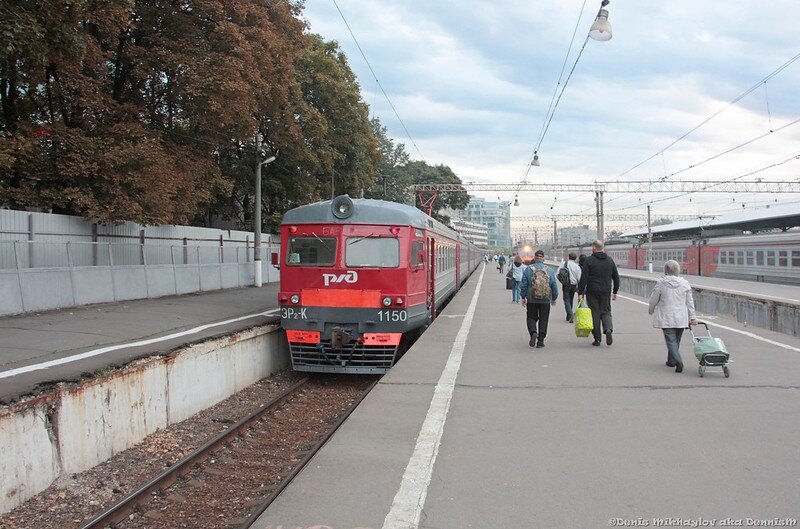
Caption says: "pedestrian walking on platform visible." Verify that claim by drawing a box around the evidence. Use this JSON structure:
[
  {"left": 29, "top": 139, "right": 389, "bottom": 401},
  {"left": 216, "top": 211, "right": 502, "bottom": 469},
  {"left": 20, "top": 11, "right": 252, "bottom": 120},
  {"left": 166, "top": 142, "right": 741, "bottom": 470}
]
[
  {"left": 509, "top": 256, "right": 525, "bottom": 303},
  {"left": 558, "top": 252, "right": 582, "bottom": 323},
  {"left": 520, "top": 250, "right": 558, "bottom": 348},
  {"left": 648, "top": 260, "right": 698, "bottom": 373},
  {"left": 498, "top": 254, "right": 506, "bottom": 273},
  {"left": 578, "top": 240, "right": 620, "bottom": 346}
]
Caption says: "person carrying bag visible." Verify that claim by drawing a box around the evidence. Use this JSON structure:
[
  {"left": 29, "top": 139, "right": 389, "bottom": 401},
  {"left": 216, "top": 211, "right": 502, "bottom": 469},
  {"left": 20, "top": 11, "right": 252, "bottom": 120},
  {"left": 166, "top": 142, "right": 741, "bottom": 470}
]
[{"left": 574, "top": 298, "right": 593, "bottom": 337}]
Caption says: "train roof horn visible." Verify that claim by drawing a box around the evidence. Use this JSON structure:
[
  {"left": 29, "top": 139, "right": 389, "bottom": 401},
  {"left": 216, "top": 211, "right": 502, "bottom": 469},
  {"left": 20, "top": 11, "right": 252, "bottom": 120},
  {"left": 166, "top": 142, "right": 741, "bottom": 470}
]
[{"left": 331, "top": 195, "right": 355, "bottom": 219}]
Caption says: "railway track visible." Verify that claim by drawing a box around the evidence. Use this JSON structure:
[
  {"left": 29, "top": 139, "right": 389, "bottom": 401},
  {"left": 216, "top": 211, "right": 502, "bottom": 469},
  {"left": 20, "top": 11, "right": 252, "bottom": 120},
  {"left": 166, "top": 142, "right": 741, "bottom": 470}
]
[{"left": 79, "top": 376, "right": 378, "bottom": 529}]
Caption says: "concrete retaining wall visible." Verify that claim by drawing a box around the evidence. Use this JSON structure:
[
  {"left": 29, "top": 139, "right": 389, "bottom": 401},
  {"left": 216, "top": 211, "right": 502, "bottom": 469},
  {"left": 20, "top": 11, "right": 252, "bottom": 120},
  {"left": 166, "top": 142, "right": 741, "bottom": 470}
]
[
  {"left": 618, "top": 275, "right": 800, "bottom": 337},
  {"left": 0, "top": 324, "right": 288, "bottom": 514},
  {"left": 0, "top": 261, "right": 277, "bottom": 317}
]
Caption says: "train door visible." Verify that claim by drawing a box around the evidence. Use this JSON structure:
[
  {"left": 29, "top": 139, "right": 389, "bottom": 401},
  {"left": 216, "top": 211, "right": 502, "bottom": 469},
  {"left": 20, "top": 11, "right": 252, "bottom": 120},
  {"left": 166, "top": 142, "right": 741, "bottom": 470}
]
[
  {"left": 428, "top": 237, "right": 436, "bottom": 320},
  {"left": 455, "top": 245, "right": 461, "bottom": 286}
]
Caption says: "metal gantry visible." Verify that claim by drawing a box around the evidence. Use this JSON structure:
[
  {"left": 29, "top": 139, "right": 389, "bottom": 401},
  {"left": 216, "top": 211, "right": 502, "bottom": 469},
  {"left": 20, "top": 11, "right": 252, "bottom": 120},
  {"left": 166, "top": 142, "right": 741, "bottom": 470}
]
[
  {"left": 411, "top": 180, "right": 800, "bottom": 239},
  {"left": 411, "top": 180, "right": 800, "bottom": 193}
]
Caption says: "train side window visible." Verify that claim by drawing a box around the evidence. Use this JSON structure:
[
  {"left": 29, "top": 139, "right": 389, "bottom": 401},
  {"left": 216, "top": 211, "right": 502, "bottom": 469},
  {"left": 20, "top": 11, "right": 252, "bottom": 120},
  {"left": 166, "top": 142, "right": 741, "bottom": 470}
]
[
  {"left": 286, "top": 237, "right": 336, "bottom": 266},
  {"left": 745, "top": 251, "right": 755, "bottom": 266},
  {"left": 756, "top": 251, "right": 764, "bottom": 266},
  {"left": 719, "top": 252, "right": 726, "bottom": 265},
  {"left": 411, "top": 241, "right": 425, "bottom": 266},
  {"left": 766, "top": 251, "right": 776, "bottom": 267},
  {"left": 778, "top": 251, "right": 788, "bottom": 267},
  {"left": 736, "top": 251, "right": 744, "bottom": 266},
  {"left": 346, "top": 237, "right": 399, "bottom": 267},
  {"left": 792, "top": 251, "right": 800, "bottom": 268}
]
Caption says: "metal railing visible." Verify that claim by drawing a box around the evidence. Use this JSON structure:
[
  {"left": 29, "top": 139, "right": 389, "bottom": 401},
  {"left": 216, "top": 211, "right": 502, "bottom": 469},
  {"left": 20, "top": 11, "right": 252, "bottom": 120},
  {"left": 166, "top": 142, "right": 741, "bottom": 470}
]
[{"left": 0, "top": 241, "right": 277, "bottom": 270}]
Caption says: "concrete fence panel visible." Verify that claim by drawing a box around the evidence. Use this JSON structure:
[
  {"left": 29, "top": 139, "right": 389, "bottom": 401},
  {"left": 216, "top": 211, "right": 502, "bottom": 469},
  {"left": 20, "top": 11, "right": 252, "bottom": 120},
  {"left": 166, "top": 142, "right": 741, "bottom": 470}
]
[
  {"left": 111, "top": 267, "right": 148, "bottom": 301},
  {"left": 19, "top": 270, "right": 74, "bottom": 312},
  {"left": 72, "top": 268, "right": 115, "bottom": 305},
  {"left": 174, "top": 266, "right": 201, "bottom": 295},
  {"left": 145, "top": 265, "right": 178, "bottom": 298},
  {"left": 0, "top": 272, "right": 24, "bottom": 314}
]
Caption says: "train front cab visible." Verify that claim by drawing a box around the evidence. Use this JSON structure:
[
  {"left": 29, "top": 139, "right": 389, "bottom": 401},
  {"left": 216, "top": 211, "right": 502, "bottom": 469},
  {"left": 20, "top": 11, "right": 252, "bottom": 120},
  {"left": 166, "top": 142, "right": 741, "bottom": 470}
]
[{"left": 279, "top": 222, "right": 430, "bottom": 374}]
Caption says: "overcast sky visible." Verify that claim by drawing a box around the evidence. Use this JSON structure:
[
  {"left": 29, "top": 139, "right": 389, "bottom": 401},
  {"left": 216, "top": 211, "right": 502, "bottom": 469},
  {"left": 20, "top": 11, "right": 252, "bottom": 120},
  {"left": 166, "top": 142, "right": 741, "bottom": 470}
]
[{"left": 302, "top": 1, "right": 800, "bottom": 233}]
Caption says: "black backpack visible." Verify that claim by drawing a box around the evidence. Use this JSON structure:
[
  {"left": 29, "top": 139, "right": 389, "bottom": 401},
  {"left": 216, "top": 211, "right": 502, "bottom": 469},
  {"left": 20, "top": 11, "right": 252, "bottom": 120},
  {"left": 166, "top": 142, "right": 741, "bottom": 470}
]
[{"left": 557, "top": 266, "right": 571, "bottom": 287}]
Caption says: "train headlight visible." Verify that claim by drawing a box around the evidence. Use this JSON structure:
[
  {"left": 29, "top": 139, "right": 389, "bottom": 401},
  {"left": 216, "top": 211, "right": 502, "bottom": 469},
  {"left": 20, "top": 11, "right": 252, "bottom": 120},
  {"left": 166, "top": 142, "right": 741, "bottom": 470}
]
[
  {"left": 291, "top": 294, "right": 300, "bottom": 304},
  {"left": 382, "top": 296, "right": 392, "bottom": 307}
]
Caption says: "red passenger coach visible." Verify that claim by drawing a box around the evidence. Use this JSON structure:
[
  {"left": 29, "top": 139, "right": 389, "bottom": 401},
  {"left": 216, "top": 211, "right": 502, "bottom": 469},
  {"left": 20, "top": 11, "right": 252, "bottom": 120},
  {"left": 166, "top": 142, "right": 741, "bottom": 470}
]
[{"left": 278, "top": 195, "right": 482, "bottom": 374}]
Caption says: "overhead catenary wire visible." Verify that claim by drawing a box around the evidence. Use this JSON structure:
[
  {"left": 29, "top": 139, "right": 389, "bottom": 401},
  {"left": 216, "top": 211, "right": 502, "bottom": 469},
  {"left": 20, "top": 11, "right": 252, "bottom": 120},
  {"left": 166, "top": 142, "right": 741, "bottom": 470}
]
[
  {"left": 616, "top": 50, "right": 800, "bottom": 179},
  {"left": 331, "top": 0, "right": 425, "bottom": 161},
  {"left": 592, "top": 115, "right": 800, "bottom": 213},
  {"left": 610, "top": 151, "right": 800, "bottom": 214},
  {"left": 516, "top": 0, "right": 593, "bottom": 197}
]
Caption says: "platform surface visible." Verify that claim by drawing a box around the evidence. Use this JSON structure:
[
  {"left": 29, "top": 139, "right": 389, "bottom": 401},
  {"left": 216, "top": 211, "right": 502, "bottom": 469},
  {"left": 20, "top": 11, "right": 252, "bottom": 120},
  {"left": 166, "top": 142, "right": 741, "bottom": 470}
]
[
  {"left": 0, "top": 285, "right": 279, "bottom": 401},
  {"left": 253, "top": 264, "right": 800, "bottom": 529},
  {"left": 618, "top": 266, "right": 800, "bottom": 303}
]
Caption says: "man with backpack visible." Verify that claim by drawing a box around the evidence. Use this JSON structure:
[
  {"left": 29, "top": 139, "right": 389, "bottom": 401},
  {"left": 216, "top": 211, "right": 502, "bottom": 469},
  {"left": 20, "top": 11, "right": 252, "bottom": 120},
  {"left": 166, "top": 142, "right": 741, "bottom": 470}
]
[
  {"left": 557, "top": 252, "right": 582, "bottom": 323},
  {"left": 520, "top": 249, "right": 559, "bottom": 348}
]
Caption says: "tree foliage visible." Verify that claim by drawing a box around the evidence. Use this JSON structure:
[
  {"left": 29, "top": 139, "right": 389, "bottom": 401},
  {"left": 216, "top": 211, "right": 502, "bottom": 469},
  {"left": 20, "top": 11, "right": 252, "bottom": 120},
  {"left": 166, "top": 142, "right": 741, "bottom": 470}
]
[{"left": 0, "top": 0, "right": 464, "bottom": 229}]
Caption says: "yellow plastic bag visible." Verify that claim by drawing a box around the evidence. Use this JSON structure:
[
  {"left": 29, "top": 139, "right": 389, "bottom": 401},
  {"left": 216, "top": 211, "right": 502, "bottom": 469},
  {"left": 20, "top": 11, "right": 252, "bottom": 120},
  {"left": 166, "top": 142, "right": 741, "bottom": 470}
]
[{"left": 575, "top": 298, "right": 593, "bottom": 337}]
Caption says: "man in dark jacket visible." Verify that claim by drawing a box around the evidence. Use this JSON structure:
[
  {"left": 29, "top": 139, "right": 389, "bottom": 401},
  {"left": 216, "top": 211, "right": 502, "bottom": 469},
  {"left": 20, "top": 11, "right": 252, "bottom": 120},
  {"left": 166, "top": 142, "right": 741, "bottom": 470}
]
[
  {"left": 520, "top": 250, "right": 559, "bottom": 348},
  {"left": 578, "top": 240, "right": 620, "bottom": 346}
]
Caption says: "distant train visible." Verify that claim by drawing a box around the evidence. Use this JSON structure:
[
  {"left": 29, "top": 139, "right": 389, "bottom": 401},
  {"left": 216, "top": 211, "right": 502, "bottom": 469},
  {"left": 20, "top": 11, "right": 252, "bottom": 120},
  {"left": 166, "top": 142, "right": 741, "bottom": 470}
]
[
  {"left": 565, "top": 231, "right": 800, "bottom": 285},
  {"left": 278, "top": 195, "right": 484, "bottom": 374},
  {"left": 514, "top": 242, "right": 538, "bottom": 264}
]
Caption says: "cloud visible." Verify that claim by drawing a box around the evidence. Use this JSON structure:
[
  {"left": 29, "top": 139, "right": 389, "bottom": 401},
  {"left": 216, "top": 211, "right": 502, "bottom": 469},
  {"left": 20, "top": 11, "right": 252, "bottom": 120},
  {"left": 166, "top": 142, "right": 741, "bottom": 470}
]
[{"left": 303, "top": 0, "right": 800, "bottom": 222}]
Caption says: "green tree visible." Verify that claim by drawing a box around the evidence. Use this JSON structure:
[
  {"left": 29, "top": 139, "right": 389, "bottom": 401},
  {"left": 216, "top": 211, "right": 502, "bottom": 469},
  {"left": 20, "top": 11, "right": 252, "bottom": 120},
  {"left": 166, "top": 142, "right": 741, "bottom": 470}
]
[
  {"left": 405, "top": 161, "right": 469, "bottom": 224},
  {"left": 365, "top": 117, "right": 412, "bottom": 204}
]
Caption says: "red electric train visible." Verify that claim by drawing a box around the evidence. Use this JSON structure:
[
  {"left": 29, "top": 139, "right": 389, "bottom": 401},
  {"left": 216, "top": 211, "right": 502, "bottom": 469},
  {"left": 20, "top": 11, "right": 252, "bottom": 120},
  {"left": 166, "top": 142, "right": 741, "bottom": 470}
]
[
  {"left": 565, "top": 231, "right": 800, "bottom": 285},
  {"left": 278, "top": 195, "right": 484, "bottom": 374}
]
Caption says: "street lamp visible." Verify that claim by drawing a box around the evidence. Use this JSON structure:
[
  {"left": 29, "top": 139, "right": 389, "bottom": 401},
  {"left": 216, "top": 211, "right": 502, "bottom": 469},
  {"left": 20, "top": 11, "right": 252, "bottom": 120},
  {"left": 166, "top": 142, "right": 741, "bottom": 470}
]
[
  {"left": 254, "top": 137, "right": 276, "bottom": 288},
  {"left": 589, "top": 0, "right": 612, "bottom": 41}
]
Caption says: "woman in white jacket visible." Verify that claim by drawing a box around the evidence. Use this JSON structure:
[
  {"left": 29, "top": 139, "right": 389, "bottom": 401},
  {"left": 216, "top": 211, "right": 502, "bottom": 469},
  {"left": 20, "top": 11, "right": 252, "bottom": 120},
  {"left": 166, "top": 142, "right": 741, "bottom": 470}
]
[
  {"left": 509, "top": 256, "right": 526, "bottom": 303},
  {"left": 648, "top": 260, "right": 698, "bottom": 373}
]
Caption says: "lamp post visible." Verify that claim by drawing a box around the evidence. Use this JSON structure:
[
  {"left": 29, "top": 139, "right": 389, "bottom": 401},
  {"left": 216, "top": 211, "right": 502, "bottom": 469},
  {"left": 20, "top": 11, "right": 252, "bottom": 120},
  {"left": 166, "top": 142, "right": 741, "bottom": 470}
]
[{"left": 254, "top": 135, "right": 276, "bottom": 287}]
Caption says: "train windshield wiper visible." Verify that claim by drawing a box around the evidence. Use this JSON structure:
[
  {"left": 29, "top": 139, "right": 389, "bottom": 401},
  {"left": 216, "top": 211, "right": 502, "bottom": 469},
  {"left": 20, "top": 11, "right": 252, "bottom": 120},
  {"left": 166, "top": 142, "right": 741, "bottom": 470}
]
[
  {"left": 310, "top": 231, "right": 332, "bottom": 253},
  {"left": 347, "top": 233, "right": 374, "bottom": 246}
]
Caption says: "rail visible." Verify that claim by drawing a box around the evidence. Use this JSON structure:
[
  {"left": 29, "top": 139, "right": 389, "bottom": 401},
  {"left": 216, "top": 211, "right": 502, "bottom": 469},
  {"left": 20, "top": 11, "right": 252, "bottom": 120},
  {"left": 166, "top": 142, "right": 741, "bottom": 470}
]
[{"left": 78, "top": 378, "right": 310, "bottom": 529}]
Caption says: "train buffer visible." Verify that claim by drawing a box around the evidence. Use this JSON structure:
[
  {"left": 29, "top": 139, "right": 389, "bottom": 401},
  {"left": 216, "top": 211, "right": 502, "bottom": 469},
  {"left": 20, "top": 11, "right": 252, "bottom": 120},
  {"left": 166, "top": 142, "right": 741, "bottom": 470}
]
[{"left": 251, "top": 263, "right": 800, "bottom": 529}]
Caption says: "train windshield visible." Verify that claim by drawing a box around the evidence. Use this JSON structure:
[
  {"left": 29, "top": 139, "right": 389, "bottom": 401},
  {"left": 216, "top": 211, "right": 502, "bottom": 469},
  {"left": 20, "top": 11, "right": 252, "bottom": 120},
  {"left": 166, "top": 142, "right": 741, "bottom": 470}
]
[
  {"left": 345, "top": 237, "right": 399, "bottom": 267},
  {"left": 286, "top": 236, "right": 336, "bottom": 266}
]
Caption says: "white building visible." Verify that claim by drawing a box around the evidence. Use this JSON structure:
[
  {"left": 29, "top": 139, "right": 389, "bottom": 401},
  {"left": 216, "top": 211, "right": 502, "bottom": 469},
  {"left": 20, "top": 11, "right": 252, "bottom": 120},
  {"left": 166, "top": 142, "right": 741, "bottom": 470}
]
[
  {"left": 448, "top": 198, "right": 511, "bottom": 248},
  {"left": 450, "top": 218, "right": 489, "bottom": 247}
]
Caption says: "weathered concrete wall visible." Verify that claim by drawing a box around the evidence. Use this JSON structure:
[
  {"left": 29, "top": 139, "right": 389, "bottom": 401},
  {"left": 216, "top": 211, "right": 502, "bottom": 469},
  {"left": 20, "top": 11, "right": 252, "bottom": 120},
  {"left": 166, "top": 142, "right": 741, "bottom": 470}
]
[
  {"left": 618, "top": 276, "right": 800, "bottom": 337},
  {"left": 0, "top": 324, "right": 288, "bottom": 514}
]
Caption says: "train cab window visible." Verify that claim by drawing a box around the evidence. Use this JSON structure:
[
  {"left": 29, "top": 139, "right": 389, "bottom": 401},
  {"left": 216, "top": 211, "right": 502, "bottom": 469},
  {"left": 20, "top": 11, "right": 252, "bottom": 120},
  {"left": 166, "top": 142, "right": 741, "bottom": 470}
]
[
  {"left": 778, "top": 251, "right": 788, "bottom": 267},
  {"left": 411, "top": 241, "right": 425, "bottom": 266},
  {"left": 286, "top": 237, "right": 336, "bottom": 266},
  {"left": 345, "top": 237, "right": 399, "bottom": 267}
]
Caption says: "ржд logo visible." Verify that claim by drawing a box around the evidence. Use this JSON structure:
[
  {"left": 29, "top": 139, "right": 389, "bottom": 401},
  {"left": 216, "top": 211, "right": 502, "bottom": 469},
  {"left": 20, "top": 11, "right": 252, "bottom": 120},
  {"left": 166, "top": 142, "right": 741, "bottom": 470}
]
[{"left": 322, "top": 270, "right": 359, "bottom": 286}]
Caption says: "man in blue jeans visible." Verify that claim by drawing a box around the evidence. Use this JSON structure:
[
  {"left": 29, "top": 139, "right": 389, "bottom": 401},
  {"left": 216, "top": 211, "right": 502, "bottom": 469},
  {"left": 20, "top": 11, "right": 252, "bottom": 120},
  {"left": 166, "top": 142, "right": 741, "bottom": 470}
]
[{"left": 520, "top": 250, "right": 559, "bottom": 348}]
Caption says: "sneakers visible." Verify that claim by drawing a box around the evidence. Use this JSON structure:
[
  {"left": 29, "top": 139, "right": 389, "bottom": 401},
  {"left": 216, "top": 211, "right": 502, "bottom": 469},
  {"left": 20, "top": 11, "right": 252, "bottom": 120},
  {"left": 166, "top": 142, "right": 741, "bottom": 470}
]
[
  {"left": 605, "top": 331, "right": 613, "bottom": 346},
  {"left": 536, "top": 342, "right": 545, "bottom": 348},
  {"left": 675, "top": 364, "right": 684, "bottom": 373},
  {"left": 529, "top": 332, "right": 538, "bottom": 347},
  {"left": 666, "top": 361, "right": 676, "bottom": 367},
  {"left": 591, "top": 340, "right": 601, "bottom": 346}
]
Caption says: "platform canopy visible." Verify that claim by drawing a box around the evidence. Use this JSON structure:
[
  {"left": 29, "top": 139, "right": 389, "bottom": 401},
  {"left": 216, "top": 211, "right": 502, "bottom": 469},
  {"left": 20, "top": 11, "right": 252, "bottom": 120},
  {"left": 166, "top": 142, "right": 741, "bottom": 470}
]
[{"left": 620, "top": 203, "right": 800, "bottom": 239}]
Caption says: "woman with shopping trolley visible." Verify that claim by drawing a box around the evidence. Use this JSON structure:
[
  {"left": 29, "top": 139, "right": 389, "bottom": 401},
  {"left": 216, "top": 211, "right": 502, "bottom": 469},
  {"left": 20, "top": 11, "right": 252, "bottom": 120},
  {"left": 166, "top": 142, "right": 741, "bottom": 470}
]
[{"left": 648, "top": 260, "right": 698, "bottom": 373}]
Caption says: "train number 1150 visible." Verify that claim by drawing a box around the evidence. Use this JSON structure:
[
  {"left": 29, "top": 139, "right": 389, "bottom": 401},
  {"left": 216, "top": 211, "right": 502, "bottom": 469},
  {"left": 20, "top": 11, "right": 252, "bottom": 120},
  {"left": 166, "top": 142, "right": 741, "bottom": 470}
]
[{"left": 378, "top": 310, "right": 407, "bottom": 322}]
